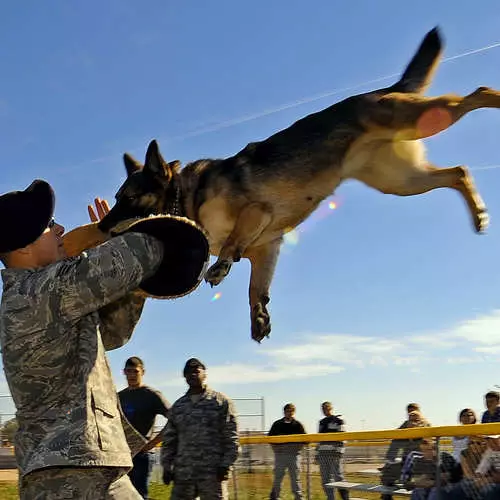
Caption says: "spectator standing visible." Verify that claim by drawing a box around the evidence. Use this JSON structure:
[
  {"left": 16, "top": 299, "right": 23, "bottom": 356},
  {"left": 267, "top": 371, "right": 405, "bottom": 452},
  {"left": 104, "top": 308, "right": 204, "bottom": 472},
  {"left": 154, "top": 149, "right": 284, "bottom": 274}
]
[
  {"left": 268, "top": 403, "right": 306, "bottom": 500},
  {"left": 119, "top": 356, "right": 171, "bottom": 499},
  {"left": 316, "top": 401, "right": 349, "bottom": 500}
]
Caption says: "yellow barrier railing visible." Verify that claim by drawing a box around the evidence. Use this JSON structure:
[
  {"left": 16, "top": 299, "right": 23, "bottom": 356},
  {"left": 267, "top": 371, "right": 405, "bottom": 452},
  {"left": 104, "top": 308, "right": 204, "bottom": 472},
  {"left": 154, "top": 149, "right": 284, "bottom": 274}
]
[
  {"left": 151, "top": 423, "right": 500, "bottom": 448},
  {"left": 153, "top": 438, "right": 455, "bottom": 449},
  {"left": 238, "top": 422, "right": 500, "bottom": 445},
  {"left": 344, "top": 439, "right": 454, "bottom": 447}
]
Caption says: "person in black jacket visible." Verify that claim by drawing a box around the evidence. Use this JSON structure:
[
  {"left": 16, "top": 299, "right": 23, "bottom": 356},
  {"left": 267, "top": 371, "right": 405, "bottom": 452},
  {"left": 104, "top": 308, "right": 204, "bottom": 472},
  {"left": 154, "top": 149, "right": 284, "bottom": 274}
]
[
  {"left": 406, "top": 438, "right": 462, "bottom": 500},
  {"left": 316, "top": 402, "right": 349, "bottom": 500},
  {"left": 268, "top": 403, "right": 306, "bottom": 500}
]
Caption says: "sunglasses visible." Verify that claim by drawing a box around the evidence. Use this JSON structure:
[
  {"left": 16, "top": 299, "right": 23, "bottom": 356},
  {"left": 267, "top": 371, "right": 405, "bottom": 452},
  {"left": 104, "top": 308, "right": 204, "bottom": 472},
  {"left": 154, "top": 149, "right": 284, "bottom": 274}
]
[{"left": 48, "top": 218, "right": 56, "bottom": 229}]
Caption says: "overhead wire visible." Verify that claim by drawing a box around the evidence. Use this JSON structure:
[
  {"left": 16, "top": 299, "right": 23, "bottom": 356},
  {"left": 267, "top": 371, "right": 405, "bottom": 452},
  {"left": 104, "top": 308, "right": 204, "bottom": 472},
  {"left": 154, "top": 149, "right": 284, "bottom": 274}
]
[{"left": 53, "top": 38, "right": 500, "bottom": 175}]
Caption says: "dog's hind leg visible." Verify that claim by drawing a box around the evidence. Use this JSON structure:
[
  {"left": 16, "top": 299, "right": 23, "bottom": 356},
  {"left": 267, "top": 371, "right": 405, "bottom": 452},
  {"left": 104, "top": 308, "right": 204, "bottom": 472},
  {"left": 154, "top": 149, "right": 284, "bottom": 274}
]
[
  {"left": 352, "top": 141, "right": 488, "bottom": 232},
  {"left": 246, "top": 238, "right": 282, "bottom": 343},
  {"left": 372, "top": 87, "right": 500, "bottom": 140},
  {"left": 204, "top": 203, "right": 273, "bottom": 287}
]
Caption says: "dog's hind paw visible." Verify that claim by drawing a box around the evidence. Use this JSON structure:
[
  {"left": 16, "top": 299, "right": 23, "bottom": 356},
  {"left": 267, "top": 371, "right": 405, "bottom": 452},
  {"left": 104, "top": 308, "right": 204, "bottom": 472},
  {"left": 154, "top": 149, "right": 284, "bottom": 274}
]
[
  {"left": 475, "top": 209, "right": 489, "bottom": 233},
  {"left": 204, "top": 259, "right": 232, "bottom": 287},
  {"left": 251, "top": 303, "right": 271, "bottom": 343}
]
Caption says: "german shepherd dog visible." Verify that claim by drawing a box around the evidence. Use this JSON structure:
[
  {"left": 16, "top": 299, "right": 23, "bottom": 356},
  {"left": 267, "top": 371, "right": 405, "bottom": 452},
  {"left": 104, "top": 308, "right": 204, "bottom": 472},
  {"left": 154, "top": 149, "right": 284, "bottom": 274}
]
[{"left": 99, "top": 27, "right": 495, "bottom": 343}]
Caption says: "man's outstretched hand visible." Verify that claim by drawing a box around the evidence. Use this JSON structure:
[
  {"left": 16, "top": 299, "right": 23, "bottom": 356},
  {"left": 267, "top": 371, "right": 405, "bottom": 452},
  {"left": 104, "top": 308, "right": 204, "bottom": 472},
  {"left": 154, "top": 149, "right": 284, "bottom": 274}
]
[{"left": 88, "top": 197, "right": 110, "bottom": 223}]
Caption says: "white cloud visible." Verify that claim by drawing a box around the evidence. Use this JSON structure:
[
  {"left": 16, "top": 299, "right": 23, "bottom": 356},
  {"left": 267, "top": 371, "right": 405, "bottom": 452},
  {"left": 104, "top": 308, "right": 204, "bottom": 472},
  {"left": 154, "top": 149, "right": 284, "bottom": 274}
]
[
  {"left": 120, "top": 308, "right": 500, "bottom": 389},
  {"left": 246, "top": 308, "right": 500, "bottom": 381},
  {"left": 2, "top": 309, "right": 499, "bottom": 393},
  {"left": 152, "top": 306, "right": 500, "bottom": 387},
  {"left": 393, "top": 356, "right": 422, "bottom": 366},
  {"left": 208, "top": 362, "right": 344, "bottom": 384},
  {"left": 408, "top": 335, "right": 457, "bottom": 349},
  {"left": 474, "top": 345, "right": 500, "bottom": 354},
  {"left": 159, "top": 362, "right": 344, "bottom": 387},
  {"left": 445, "top": 356, "right": 485, "bottom": 364},
  {"left": 446, "top": 310, "right": 500, "bottom": 345},
  {"left": 261, "top": 333, "right": 413, "bottom": 368}
]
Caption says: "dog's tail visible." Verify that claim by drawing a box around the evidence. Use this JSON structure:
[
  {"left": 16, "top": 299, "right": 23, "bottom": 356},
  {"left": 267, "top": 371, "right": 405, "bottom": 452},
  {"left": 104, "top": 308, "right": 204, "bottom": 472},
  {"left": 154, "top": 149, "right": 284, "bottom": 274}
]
[{"left": 390, "top": 27, "right": 443, "bottom": 94}]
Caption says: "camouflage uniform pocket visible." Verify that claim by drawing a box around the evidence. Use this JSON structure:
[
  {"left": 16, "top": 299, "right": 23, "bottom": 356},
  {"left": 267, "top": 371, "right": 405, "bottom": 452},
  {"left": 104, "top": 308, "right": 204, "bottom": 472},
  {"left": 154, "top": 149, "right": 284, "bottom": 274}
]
[{"left": 92, "top": 390, "right": 116, "bottom": 451}]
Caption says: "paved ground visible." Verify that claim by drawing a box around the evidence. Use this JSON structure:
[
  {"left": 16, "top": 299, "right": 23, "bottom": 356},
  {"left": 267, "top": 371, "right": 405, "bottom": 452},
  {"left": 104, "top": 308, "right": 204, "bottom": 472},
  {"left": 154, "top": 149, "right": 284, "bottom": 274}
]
[{"left": 346, "top": 463, "right": 383, "bottom": 473}]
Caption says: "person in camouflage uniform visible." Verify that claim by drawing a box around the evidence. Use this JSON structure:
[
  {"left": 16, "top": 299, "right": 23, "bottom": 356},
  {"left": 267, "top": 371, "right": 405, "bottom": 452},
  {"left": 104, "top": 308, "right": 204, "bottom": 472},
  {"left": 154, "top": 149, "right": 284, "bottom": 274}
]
[
  {"left": 160, "top": 358, "right": 239, "bottom": 500},
  {"left": 0, "top": 181, "right": 166, "bottom": 499}
]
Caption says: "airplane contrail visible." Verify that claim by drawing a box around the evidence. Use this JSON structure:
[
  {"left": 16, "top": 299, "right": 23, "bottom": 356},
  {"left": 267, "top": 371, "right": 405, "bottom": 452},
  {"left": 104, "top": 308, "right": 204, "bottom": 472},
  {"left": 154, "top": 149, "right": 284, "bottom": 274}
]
[{"left": 54, "top": 38, "right": 500, "bottom": 174}]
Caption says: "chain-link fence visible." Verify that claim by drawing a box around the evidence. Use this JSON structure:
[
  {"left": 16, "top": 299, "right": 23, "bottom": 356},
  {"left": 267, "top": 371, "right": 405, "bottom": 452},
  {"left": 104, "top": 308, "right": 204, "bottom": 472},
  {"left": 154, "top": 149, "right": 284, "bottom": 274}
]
[
  {"left": 2, "top": 422, "right": 500, "bottom": 498},
  {"left": 3, "top": 399, "right": 500, "bottom": 499},
  {"left": 225, "top": 423, "right": 500, "bottom": 500},
  {"left": 146, "top": 423, "right": 500, "bottom": 499}
]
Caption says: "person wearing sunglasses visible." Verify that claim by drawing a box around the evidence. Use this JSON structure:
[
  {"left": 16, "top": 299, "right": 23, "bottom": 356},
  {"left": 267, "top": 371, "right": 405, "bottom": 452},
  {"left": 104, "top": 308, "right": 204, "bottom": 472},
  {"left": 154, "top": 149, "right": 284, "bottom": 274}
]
[{"left": 0, "top": 179, "right": 165, "bottom": 499}]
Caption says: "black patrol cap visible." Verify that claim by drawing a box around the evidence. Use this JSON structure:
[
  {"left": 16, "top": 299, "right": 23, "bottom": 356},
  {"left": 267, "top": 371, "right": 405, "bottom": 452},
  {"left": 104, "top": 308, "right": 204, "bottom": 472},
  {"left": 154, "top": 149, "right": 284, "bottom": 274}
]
[
  {"left": 183, "top": 358, "right": 206, "bottom": 376},
  {"left": 0, "top": 180, "right": 55, "bottom": 253}
]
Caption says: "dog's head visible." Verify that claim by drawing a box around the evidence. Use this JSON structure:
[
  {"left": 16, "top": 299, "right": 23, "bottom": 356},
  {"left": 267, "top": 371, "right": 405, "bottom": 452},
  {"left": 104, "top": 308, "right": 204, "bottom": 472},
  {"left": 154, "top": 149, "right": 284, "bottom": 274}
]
[{"left": 99, "top": 140, "right": 181, "bottom": 233}]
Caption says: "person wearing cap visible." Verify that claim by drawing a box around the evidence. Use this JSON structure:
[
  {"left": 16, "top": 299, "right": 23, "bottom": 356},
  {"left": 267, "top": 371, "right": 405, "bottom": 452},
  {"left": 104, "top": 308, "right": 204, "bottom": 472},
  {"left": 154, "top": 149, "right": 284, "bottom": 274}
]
[
  {"left": 118, "top": 356, "right": 171, "bottom": 499},
  {"left": 0, "top": 180, "right": 167, "bottom": 498},
  {"left": 160, "top": 358, "right": 239, "bottom": 499}
]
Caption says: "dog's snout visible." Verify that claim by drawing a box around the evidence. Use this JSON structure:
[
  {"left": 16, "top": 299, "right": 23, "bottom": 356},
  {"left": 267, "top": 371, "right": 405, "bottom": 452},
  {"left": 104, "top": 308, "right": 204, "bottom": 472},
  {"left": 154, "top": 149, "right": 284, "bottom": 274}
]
[{"left": 97, "top": 211, "right": 118, "bottom": 232}]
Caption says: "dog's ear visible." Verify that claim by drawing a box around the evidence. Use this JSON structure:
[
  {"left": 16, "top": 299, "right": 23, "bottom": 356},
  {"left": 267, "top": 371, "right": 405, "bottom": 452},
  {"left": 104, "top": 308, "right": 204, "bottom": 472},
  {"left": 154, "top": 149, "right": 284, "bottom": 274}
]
[
  {"left": 168, "top": 160, "right": 181, "bottom": 174},
  {"left": 123, "top": 153, "right": 143, "bottom": 177},
  {"left": 144, "top": 139, "right": 169, "bottom": 179}
]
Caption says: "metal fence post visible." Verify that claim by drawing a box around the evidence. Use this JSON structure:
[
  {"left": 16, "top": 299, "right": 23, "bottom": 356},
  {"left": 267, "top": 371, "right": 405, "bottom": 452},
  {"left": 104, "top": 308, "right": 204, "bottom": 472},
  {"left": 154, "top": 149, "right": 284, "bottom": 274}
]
[
  {"left": 434, "top": 436, "right": 442, "bottom": 500},
  {"left": 244, "top": 431, "right": 253, "bottom": 474},
  {"left": 231, "top": 466, "right": 238, "bottom": 500},
  {"left": 306, "top": 444, "right": 312, "bottom": 500}
]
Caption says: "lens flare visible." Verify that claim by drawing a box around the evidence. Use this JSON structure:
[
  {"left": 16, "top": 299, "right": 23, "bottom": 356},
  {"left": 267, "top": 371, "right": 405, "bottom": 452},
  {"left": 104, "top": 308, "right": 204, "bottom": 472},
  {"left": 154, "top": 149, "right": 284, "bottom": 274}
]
[
  {"left": 211, "top": 292, "right": 222, "bottom": 302},
  {"left": 283, "top": 196, "right": 341, "bottom": 249},
  {"left": 283, "top": 229, "right": 300, "bottom": 246}
]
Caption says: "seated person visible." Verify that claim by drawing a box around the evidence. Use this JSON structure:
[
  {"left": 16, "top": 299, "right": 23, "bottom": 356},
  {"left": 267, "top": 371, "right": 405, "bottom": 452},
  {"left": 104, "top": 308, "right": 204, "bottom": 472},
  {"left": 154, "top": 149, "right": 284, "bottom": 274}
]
[
  {"left": 405, "top": 438, "right": 461, "bottom": 500},
  {"left": 452, "top": 409, "right": 478, "bottom": 464}
]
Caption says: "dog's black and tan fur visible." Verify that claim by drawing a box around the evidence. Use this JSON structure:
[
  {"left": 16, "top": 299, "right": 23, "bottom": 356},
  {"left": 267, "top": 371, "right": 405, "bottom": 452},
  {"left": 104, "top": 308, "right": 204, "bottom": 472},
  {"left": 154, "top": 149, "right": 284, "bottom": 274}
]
[{"left": 99, "top": 27, "right": 494, "bottom": 342}]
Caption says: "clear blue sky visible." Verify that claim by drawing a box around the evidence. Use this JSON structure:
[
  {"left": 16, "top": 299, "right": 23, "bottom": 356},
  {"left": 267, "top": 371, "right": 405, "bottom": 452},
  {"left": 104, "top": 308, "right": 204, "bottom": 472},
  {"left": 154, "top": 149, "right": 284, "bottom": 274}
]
[{"left": 1, "top": 1, "right": 500, "bottom": 433}]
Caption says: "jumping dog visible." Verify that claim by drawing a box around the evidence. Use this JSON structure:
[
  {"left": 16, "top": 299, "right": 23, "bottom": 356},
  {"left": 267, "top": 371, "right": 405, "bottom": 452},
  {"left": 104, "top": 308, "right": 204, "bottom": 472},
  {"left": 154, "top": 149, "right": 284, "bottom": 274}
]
[{"left": 99, "top": 27, "right": 493, "bottom": 342}]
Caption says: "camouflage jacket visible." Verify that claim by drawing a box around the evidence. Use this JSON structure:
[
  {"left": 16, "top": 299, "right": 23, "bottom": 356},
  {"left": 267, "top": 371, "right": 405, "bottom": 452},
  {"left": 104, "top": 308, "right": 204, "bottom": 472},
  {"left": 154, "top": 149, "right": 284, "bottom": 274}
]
[
  {"left": 160, "top": 387, "right": 239, "bottom": 480},
  {"left": 0, "top": 233, "right": 163, "bottom": 477}
]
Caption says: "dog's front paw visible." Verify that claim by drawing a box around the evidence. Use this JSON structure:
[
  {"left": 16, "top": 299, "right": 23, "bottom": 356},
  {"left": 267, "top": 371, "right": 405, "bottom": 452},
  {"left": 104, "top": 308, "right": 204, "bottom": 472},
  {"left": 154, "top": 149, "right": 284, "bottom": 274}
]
[
  {"left": 475, "top": 209, "right": 489, "bottom": 234},
  {"left": 251, "top": 302, "right": 271, "bottom": 343},
  {"left": 204, "top": 260, "right": 232, "bottom": 287}
]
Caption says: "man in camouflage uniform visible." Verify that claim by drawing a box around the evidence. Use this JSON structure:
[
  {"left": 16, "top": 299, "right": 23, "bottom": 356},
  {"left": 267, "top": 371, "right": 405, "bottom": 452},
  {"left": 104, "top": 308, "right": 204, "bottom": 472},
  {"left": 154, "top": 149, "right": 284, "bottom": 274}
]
[
  {"left": 161, "top": 358, "right": 239, "bottom": 500},
  {"left": 0, "top": 181, "right": 165, "bottom": 499}
]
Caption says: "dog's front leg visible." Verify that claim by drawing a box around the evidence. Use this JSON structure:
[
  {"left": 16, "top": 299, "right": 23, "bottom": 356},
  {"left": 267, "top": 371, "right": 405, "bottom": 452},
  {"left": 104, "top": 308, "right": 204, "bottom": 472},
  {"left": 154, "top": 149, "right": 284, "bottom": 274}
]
[
  {"left": 247, "top": 238, "right": 282, "bottom": 343},
  {"left": 204, "top": 203, "right": 272, "bottom": 287}
]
